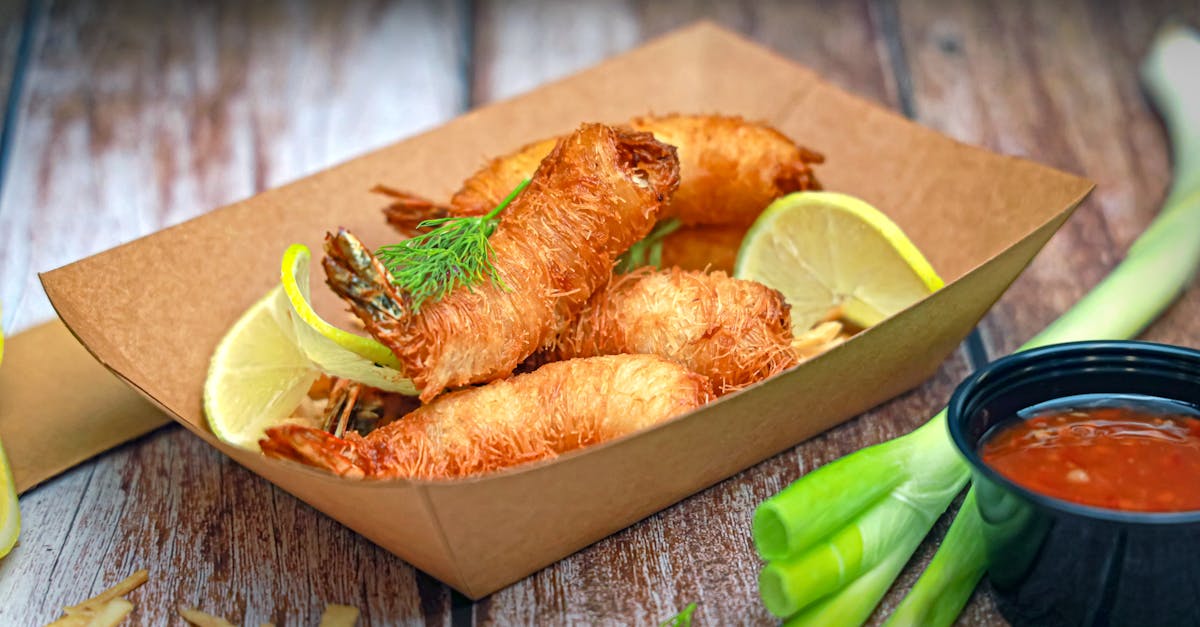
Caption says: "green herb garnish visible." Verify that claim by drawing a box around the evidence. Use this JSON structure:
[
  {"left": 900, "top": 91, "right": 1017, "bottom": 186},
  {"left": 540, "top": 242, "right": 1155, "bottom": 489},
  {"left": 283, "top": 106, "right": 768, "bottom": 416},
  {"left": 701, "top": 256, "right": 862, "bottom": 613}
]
[
  {"left": 616, "top": 217, "right": 683, "bottom": 273},
  {"left": 375, "top": 179, "right": 530, "bottom": 311}
]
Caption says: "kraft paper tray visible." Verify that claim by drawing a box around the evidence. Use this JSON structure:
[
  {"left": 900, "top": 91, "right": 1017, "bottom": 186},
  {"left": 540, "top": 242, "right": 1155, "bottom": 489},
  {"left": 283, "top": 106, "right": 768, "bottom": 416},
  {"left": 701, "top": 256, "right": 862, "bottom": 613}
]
[{"left": 38, "top": 23, "right": 1092, "bottom": 598}]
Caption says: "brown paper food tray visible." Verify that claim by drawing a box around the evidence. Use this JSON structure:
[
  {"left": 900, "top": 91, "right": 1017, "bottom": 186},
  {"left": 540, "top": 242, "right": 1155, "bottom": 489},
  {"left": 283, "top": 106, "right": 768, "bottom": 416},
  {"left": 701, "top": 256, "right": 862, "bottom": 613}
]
[
  {"left": 38, "top": 23, "right": 1091, "bottom": 598},
  {"left": 0, "top": 319, "right": 168, "bottom": 493}
]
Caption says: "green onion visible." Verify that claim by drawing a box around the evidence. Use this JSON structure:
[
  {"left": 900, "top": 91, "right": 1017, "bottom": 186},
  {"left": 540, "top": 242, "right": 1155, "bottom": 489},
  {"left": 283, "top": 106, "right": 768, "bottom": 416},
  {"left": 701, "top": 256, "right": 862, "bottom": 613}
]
[
  {"left": 659, "top": 602, "right": 697, "bottom": 626},
  {"left": 755, "top": 409, "right": 967, "bottom": 622},
  {"left": 889, "top": 24, "right": 1200, "bottom": 627},
  {"left": 884, "top": 488, "right": 984, "bottom": 626},
  {"left": 754, "top": 23, "right": 1200, "bottom": 626}
]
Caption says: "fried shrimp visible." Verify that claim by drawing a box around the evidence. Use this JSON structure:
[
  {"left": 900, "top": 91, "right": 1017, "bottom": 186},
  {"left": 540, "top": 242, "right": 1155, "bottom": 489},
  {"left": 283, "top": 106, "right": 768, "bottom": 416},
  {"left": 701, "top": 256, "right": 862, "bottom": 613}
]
[
  {"left": 450, "top": 137, "right": 561, "bottom": 223},
  {"left": 658, "top": 224, "right": 749, "bottom": 273},
  {"left": 381, "top": 114, "right": 822, "bottom": 232},
  {"left": 260, "top": 354, "right": 714, "bottom": 479},
  {"left": 327, "top": 123, "right": 680, "bottom": 401},
  {"left": 540, "top": 269, "right": 797, "bottom": 395},
  {"left": 629, "top": 114, "right": 823, "bottom": 225}
]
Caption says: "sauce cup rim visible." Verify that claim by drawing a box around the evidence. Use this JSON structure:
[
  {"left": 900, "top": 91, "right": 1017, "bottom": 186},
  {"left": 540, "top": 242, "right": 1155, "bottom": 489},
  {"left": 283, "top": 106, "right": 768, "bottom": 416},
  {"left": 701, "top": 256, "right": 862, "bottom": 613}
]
[{"left": 947, "top": 339, "right": 1200, "bottom": 525}]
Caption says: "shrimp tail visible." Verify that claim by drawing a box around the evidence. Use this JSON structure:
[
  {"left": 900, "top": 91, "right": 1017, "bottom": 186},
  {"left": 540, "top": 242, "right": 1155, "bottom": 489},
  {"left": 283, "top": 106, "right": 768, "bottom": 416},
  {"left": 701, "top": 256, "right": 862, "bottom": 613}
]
[
  {"left": 261, "top": 354, "right": 713, "bottom": 480},
  {"left": 776, "top": 145, "right": 826, "bottom": 193},
  {"left": 258, "top": 425, "right": 369, "bottom": 479},
  {"left": 326, "top": 124, "right": 680, "bottom": 402},
  {"left": 372, "top": 184, "right": 451, "bottom": 237}
]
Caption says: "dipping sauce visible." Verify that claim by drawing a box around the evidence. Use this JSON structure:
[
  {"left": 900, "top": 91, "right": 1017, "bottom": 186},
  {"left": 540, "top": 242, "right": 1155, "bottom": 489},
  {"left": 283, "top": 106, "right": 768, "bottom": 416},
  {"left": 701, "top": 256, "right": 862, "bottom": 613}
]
[{"left": 980, "top": 395, "right": 1200, "bottom": 512}]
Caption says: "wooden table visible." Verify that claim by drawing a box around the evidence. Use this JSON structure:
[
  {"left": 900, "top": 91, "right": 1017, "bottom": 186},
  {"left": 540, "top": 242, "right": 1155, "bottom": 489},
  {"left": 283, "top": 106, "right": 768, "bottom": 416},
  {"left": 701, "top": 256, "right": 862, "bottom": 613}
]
[{"left": 1, "top": 1, "right": 1197, "bottom": 625}]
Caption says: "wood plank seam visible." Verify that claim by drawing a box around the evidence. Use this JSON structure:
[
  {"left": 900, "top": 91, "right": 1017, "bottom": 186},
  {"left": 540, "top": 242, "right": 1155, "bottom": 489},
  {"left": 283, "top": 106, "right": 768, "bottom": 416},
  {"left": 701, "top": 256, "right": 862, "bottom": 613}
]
[
  {"left": 0, "top": 0, "right": 35, "bottom": 333},
  {"left": 861, "top": 1, "right": 992, "bottom": 622},
  {"left": 872, "top": 0, "right": 994, "bottom": 373},
  {"left": 871, "top": 0, "right": 917, "bottom": 118},
  {"left": 34, "top": 461, "right": 98, "bottom": 613},
  {"left": 0, "top": 0, "right": 32, "bottom": 198}
]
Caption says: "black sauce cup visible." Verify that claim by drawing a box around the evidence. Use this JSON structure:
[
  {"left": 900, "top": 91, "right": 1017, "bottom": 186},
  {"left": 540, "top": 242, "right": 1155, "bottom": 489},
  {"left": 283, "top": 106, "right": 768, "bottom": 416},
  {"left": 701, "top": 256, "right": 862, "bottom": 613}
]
[{"left": 947, "top": 340, "right": 1200, "bottom": 627}]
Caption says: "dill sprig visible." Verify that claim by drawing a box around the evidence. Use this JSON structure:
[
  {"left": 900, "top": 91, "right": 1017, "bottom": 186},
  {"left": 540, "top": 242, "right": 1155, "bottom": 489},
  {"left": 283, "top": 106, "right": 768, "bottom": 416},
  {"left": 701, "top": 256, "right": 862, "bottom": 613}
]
[
  {"left": 615, "top": 217, "right": 684, "bottom": 273},
  {"left": 376, "top": 178, "right": 530, "bottom": 312}
]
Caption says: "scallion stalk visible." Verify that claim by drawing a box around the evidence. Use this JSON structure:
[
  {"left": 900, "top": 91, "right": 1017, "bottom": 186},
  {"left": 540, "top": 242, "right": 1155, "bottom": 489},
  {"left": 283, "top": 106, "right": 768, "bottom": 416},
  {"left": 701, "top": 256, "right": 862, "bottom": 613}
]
[
  {"left": 754, "top": 23, "right": 1200, "bottom": 626},
  {"left": 888, "top": 24, "right": 1200, "bottom": 627}
]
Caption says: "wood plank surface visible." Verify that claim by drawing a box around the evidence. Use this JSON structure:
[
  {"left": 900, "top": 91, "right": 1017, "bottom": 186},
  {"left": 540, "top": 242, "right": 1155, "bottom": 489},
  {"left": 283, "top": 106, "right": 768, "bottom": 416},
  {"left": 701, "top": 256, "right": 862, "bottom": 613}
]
[
  {"left": 0, "top": 0, "right": 467, "bottom": 335},
  {"left": 1, "top": 0, "right": 1196, "bottom": 625},
  {"left": 0, "top": 1, "right": 467, "bottom": 625},
  {"left": 891, "top": 1, "right": 1200, "bottom": 622},
  {"left": 897, "top": 0, "right": 1200, "bottom": 355}
]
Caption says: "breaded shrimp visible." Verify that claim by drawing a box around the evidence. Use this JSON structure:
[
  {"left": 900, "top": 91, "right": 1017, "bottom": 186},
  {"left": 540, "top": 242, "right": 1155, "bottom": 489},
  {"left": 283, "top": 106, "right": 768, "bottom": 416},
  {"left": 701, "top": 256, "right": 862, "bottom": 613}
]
[
  {"left": 260, "top": 354, "right": 714, "bottom": 480},
  {"left": 381, "top": 114, "right": 822, "bottom": 232},
  {"left": 327, "top": 124, "right": 680, "bottom": 401},
  {"left": 629, "top": 114, "right": 823, "bottom": 225},
  {"left": 540, "top": 269, "right": 797, "bottom": 395},
  {"left": 450, "top": 137, "right": 560, "bottom": 222},
  {"left": 658, "top": 224, "right": 749, "bottom": 274}
]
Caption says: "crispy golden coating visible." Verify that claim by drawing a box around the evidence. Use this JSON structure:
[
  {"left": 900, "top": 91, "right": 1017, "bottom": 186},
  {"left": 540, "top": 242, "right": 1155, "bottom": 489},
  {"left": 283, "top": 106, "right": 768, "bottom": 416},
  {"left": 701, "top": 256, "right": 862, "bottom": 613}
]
[
  {"left": 382, "top": 114, "right": 822, "bottom": 231},
  {"left": 451, "top": 137, "right": 560, "bottom": 221},
  {"left": 629, "top": 114, "right": 823, "bottom": 225},
  {"left": 326, "top": 124, "right": 680, "bottom": 401},
  {"left": 541, "top": 269, "right": 797, "bottom": 395},
  {"left": 260, "top": 354, "right": 714, "bottom": 479},
  {"left": 658, "top": 224, "right": 748, "bottom": 274}
]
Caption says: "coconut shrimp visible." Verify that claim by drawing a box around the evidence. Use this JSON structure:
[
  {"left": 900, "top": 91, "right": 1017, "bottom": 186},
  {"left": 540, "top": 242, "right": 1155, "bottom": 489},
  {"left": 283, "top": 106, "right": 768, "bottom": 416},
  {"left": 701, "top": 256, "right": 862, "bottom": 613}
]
[
  {"left": 537, "top": 269, "right": 797, "bottom": 395},
  {"left": 260, "top": 354, "right": 714, "bottom": 480},
  {"left": 326, "top": 123, "right": 680, "bottom": 401},
  {"left": 380, "top": 114, "right": 822, "bottom": 233}
]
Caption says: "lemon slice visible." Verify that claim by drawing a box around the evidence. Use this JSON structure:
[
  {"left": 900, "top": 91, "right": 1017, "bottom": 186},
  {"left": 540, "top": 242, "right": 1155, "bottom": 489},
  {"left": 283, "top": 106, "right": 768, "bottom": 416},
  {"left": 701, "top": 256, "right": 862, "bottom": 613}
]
[
  {"left": 205, "top": 246, "right": 421, "bottom": 449},
  {"left": 735, "top": 191, "right": 943, "bottom": 334},
  {"left": 0, "top": 441, "right": 20, "bottom": 559},
  {"left": 204, "top": 287, "right": 319, "bottom": 449},
  {"left": 0, "top": 308, "right": 20, "bottom": 559},
  {"left": 280, "top": 245, "right": 417, "bottom": 396}
]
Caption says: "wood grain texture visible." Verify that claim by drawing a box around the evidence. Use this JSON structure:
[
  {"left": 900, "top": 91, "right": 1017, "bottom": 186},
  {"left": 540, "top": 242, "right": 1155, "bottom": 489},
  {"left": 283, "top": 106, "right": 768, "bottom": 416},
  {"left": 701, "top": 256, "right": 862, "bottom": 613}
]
[
  {"left": 0, "top": 0, "right": 467, "bottom": 335},
  {"left": 471, "top": 0, "right": 640, "bottom": 105},
  {"left": 635, "top": 0, "right": 901, "bottom": 107},
  {"left": 896, "top": 1, "right": 1199, "bottom": 622},
  {"left": 473, "top": 0, "right": 900, "bottom": 107},
  {"left": 0, "top": 1, "right": 466, "bottom": 625},
  {"left": 897, "top": 0, "right": 1200, "bottom": 354}
]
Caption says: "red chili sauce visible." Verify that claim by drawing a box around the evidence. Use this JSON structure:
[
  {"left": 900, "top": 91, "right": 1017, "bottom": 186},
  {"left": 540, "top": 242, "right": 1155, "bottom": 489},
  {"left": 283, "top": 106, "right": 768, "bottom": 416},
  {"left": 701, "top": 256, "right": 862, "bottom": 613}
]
[{"left": 979, "top": 397, "right": 1200, "bottom": 512}]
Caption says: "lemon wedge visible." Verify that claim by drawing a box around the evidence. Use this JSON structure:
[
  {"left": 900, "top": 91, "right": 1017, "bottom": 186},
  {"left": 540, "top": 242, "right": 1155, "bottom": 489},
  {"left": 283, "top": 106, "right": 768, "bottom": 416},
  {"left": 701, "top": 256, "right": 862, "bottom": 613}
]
[
  {"left": 0, "top": 442, "right": 17, "bottom": 559},
  {"left": 205, "top": 246, "right": 419, "bottom": 450},
  {"left": 280, "top": 244, "right": 417, "bottom": 395},
  {"left": 0, "top": 306, "right": 22, "bottom": 559},
  {"left": 735, "top": 191, "right": 943, "bottom": 334},
  {"left": 203, "top": 287, "right": 319, "bottom": 449}
]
